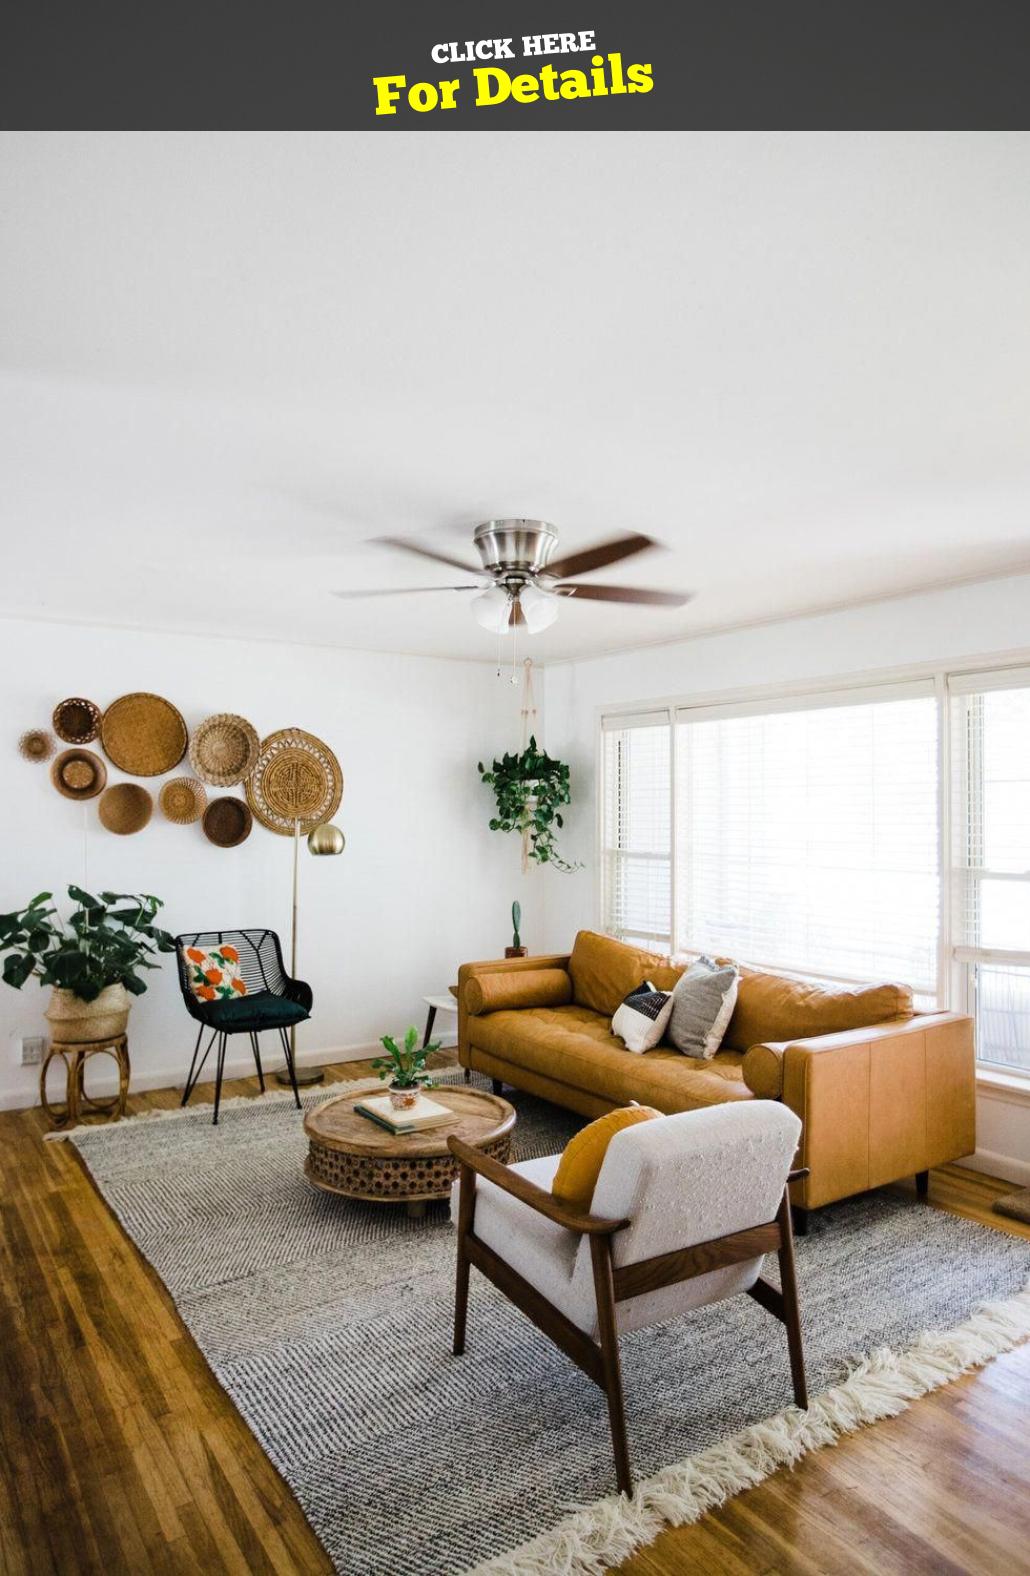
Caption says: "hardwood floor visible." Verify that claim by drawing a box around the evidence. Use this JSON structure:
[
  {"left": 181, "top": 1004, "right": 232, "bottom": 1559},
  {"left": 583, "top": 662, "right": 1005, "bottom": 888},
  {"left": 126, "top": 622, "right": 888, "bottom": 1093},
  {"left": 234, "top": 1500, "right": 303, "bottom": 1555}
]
[{"left": 1, "top": 1057, "right": 1028, "bottom": 1575}]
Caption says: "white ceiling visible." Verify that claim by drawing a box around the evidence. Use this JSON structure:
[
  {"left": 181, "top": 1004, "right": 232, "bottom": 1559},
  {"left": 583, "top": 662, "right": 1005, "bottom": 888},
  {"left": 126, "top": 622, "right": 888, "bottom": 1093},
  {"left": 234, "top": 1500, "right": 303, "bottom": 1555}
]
[{"left": 2, "top": 131, "right": 1029, "bottom": 663}]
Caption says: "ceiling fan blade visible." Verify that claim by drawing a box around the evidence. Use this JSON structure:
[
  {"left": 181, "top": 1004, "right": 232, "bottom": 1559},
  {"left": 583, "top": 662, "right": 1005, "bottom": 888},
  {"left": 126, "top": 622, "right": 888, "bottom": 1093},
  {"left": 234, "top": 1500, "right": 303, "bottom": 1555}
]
[
  {"left": 545, "top": 532, "right": 656, "bottom": 581},
  {"left": 376, "top": 536, "right": 481, "bottom": 575},
  {"left": 554, "top": 583, "right": 692, "bottom": 607},
  {"left": 332, "top": 585, "right": 481, "bottom": 598}
]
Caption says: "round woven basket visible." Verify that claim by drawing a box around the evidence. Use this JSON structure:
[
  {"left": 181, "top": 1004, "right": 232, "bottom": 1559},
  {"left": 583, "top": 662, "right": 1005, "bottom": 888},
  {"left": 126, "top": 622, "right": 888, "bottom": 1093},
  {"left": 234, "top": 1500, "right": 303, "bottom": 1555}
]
[
  {"left": 53, "top": 697, "right": 102, "bottom": 745},
  {"left": 98, "top": 782, "right": 153, "bottom": 835},
  {"left": 246, "top": 727, "right": 343, "bottom": 836},
  {"left": 50, "top": 748, "right": 107, "bottom": 801},
  {"left": 202, "top": 796, "right": 253, "bottom": 848},
  {"left": 20, "top": 729, "right": 55, "bottom": 763},
  {"left": 159, "top": 776, "right": 208, "bottom": 825},
  {"left": 101, "top": 693, "right": 188, "bottom": 776},
  {"left": 189, "top": 713, "right": 260, "bottom": 787}
]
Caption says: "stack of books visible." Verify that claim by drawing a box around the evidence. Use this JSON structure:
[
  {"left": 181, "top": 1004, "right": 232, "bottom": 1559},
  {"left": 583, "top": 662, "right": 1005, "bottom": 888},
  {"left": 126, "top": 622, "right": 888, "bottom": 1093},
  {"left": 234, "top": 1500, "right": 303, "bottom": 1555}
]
[{"left": 354, "top": 1091, "right": 453, "bottom": 1136}]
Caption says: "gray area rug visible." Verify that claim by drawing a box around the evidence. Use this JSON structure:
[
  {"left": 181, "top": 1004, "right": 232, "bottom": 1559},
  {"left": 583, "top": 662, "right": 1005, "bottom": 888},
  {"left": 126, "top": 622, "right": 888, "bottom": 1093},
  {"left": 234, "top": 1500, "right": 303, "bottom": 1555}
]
[{"left": 70, "top": 1074, "right": 1030, "bottom": 1575}]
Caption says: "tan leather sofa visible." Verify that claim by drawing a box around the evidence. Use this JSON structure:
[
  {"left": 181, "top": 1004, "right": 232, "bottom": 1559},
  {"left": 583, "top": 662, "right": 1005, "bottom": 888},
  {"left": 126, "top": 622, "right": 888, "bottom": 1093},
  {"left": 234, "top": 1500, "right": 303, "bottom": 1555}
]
[{"left": 458, "top": 930, "right": 976, "bottom": 1224}]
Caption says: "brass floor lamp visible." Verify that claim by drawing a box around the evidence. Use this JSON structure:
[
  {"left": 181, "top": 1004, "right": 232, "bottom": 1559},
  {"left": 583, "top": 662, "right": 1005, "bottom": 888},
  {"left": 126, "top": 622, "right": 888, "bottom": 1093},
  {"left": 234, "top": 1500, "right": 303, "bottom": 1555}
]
[{"left": 274, "top": 818, "right": 345, "bottom": 1087}]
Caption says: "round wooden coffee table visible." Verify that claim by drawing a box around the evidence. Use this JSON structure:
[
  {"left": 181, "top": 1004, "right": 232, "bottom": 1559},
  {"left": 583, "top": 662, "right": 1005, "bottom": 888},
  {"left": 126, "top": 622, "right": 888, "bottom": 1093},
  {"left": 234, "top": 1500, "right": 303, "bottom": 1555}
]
[{"left": 303, "top": 1085, "right": 516, "bottom": 1218}]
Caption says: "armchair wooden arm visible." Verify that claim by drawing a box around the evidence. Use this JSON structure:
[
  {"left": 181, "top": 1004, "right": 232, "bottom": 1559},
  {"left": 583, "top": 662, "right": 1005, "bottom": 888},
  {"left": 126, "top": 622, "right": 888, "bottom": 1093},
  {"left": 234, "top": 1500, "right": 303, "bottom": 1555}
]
[{"left": 447, "top": 1137, "right": 630, "bottom": 1236}]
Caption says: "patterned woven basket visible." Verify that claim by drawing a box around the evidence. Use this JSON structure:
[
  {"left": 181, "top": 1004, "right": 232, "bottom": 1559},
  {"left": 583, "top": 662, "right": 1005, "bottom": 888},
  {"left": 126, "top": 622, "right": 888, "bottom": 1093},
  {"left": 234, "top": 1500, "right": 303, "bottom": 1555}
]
[
  {"left": 159, "top": 777, "right": 208, "bottom": 825},
  {"left": 98, "top": 782, "right": 153, "bottom": 835},
  {"left": 189, "top": 713, "right": 260, "bottom": 787},
  {"left": 202, "top": 796, "right": 253, "bottom": 848},
  {"left": 19, "top": 729, "right": 55, "bottom": 763},
  {"left": 101, "top": 693, "right": 188, "bottom": 776},
  {"left": 52, "top": 697, "right": 102, "bottom": 745},
  {"left": 51, "top": 748, "right": 107, "bottom": 801},
  {"left": 246, "top": 727, "right": 343, "bottom": 836}
]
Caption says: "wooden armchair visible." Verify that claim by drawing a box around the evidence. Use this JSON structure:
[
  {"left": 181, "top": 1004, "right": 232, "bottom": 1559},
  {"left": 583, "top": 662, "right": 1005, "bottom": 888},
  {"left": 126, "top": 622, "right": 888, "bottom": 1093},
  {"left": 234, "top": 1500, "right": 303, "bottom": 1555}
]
[{"left": 449, "top": 1100, "right": 808, "bottom": 1495}]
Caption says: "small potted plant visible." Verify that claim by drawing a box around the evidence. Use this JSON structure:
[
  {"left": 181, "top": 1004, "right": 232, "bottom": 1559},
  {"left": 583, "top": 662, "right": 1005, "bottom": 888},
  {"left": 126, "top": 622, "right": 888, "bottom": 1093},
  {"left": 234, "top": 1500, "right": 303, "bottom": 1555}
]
[
  {"left": 372, "top": 1026, "right": 440, "bottom": 1109},
  {"left": 0, "top": 886, "right": 175, "bottom": 1042},
  {"left": 505, "top": 899, "right": 527, "bottom": 958}
]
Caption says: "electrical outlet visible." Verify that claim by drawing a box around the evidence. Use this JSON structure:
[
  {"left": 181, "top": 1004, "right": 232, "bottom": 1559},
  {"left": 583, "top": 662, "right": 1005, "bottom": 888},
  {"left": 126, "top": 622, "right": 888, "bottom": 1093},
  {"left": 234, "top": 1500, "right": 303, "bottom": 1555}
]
[{"left": 20, "top": 1035, "right": 45, "bottom": 1066}]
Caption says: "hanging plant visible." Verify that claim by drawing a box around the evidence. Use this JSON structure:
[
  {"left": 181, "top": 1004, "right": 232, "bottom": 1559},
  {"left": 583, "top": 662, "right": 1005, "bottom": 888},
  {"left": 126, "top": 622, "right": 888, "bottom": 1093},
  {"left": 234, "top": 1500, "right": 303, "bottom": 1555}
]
[{"left": 477, "top": 736, "right": 580, "bottom": 871}]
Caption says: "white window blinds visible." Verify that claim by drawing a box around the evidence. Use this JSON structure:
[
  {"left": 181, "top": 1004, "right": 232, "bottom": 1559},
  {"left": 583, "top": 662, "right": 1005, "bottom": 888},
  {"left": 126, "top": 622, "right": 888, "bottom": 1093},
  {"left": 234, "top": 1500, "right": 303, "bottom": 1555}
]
[
  {"left": 600, "top": 714, "right": 671, "bottom": 950},
  {"left": 950, "top": 670, "right": 1030, "bottom": 1072},
  {"left": 673, "top": 686, "right": 940, "bottom": 996}
]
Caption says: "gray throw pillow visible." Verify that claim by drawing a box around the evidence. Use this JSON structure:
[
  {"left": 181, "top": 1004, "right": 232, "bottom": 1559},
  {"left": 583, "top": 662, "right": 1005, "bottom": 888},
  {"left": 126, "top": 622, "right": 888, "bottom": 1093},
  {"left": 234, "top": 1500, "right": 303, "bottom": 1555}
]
[{"left": 667, "top": 957, "right": 739, "bottom": 1059}]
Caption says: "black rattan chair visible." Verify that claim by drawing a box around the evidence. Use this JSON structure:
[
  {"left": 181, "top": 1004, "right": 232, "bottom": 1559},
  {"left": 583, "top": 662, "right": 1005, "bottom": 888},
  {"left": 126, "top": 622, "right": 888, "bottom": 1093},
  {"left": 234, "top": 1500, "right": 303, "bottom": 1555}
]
[{"left": 175, "top": 929, "right": 311, "bottom": 1123}]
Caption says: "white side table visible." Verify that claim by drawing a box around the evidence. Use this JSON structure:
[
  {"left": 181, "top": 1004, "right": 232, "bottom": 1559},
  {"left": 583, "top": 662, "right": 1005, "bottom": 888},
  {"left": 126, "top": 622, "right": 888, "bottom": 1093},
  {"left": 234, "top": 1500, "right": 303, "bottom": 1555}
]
[{"left": 422, "top": 992, "right": 459, "bottom": 1048}]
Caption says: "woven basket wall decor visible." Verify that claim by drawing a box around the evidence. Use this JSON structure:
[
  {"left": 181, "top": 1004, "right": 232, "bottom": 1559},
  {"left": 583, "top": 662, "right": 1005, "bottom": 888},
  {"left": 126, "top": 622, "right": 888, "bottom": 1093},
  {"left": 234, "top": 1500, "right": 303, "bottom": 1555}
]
[
  {"left": 50, "top": 748, "right": 107, "bottom": 801},
  {"left": 246, "top": 728, "right": 343, "bottom": 836},
  {"left": 101, "top": 693, "right": 188, "bottom": 776},
  {"left": 159, "top": 777, "right": 208, "bottom": 825},
  {"left": 202, "top": 796, "right": 253, "bottom": 848},
  {"left": 53, "top": 697, "right": 102, "bottom": 745},
  {"left": 20, "top": 729, "right": 55, "bottom": 763},
  {"left": 98, "top": 782, "right": 153, "bottom": 835},
  {"left": 189, "top": 713, "right": 260, "bottom": 786}
]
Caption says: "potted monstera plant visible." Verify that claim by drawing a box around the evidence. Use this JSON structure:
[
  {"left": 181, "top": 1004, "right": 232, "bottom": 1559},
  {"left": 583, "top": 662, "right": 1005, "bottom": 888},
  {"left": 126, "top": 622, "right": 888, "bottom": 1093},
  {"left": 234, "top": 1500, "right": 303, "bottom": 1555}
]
[{"left": 0, "top": 887, "right": 176, "bottom": 1042}]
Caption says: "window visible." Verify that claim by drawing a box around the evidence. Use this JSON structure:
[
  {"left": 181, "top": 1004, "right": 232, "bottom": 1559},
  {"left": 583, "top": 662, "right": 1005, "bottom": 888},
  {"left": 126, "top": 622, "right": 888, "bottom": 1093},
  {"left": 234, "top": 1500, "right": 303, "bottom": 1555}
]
[
  {"left": 675, "top": 687, "right": 940, "bottom": 999},
  {"left": 600, "top": 714, "right": 671, "bottom": 950},
  {"left": 950, "top": 670, "right": 1030, "bottom": 1073},
  {"left": 601, "top": 682, "right": 942, "bottom": 1003}
]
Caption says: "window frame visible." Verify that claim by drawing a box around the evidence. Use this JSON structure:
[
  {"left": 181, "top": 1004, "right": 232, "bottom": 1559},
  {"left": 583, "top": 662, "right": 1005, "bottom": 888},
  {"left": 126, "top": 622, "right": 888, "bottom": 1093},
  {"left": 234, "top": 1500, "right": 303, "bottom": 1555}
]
[{"left": 597, "top": 651, "right": 1030, "bottom": 1081}]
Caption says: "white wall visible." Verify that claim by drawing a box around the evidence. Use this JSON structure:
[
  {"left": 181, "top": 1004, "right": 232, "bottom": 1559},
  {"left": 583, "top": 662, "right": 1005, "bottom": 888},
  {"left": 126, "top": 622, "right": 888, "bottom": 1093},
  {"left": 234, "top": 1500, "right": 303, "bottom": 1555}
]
[
  {"left": 541, "top": 571, "right": 1030, "bottom": 1180},
  {"left": 0, "top": 616, "right": 533, "bottom": 1108}
]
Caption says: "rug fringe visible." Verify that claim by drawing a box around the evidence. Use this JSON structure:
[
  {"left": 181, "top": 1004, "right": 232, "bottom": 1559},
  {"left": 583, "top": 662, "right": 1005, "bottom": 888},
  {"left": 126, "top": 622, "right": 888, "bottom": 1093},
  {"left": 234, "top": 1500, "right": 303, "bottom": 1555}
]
[{"left": 467, "top": 1278, "right": 1030, "bottom": 1576}]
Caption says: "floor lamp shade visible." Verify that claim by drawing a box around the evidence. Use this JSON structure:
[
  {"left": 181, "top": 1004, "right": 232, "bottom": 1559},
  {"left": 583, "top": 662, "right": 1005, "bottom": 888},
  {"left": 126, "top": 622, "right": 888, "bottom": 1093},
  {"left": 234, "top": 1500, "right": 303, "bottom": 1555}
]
[{"left": 308, "top": 823, "right": 345, "bottom": 856}]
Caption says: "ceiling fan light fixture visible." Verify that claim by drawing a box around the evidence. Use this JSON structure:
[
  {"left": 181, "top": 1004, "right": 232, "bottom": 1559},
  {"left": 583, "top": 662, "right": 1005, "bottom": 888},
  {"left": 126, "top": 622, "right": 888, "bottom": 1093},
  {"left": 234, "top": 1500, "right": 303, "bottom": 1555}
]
[
  {"left": 471, "top": 585, "right": 512, "bottom": 633},
  {"left": 517, "top": 583, "right": 560, "bottom": 632}
]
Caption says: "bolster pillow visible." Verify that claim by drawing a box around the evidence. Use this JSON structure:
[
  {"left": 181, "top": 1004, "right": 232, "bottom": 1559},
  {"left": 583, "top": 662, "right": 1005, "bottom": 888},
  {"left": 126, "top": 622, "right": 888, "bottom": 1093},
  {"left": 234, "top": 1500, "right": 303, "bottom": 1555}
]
[{"left": 465, "top": 968, "right": 573, "bottom": 1016}]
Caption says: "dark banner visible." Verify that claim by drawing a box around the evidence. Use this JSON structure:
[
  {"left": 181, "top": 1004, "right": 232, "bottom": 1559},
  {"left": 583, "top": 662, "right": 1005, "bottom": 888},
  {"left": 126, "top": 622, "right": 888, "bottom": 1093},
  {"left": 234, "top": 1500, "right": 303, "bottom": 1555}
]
[{"left": 3, "top": 1, "right": 1030, "bottom": 129}]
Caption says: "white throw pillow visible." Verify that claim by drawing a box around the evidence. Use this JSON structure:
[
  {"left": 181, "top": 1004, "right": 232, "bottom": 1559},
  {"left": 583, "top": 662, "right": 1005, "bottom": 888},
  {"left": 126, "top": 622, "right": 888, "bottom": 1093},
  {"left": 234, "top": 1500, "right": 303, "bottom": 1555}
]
[
  {"left": 611, "top": 980, "right": 674, "bottom": 1054},
  {"left": 667, "top": 957, "right": 739, "bottom": 1059}
]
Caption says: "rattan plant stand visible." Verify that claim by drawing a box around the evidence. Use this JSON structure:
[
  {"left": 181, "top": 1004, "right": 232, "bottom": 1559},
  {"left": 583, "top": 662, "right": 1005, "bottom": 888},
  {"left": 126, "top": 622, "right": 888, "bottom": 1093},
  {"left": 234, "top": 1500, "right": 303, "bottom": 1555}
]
[
  {"left": 304, "top": 1086, "right": 516, "bottom": 1219},
  {"left": 40, "top": 1034, "right": 129, "bottom": 1128}
]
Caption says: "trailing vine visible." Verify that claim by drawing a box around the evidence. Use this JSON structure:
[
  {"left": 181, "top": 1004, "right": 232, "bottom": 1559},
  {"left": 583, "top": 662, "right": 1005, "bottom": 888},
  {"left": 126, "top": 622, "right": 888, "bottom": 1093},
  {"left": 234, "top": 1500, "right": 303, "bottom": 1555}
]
[{"left": 477, "top": 736, "right": 580, "bottom": 871}]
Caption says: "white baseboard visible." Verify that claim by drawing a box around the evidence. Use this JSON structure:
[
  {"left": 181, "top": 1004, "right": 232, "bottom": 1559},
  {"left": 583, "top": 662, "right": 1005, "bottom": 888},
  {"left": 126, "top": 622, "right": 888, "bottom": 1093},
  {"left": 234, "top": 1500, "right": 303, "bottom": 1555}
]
[
  {"left": 0, "top": 1035, "right": 456, "bottom": 1112},
  {"left": 960, "top": 1148, "right": 1030, "bottom": 1189}
]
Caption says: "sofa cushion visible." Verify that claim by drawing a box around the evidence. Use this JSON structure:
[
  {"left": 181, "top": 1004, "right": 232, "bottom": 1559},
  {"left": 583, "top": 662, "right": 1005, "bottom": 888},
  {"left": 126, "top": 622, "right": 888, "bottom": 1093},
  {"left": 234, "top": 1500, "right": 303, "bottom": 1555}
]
[
  {"left": 723, "top": 967, "right": 914, "bottom": 1051},
  {"left": 469, "top": 1004, "right": 752, "bottom": 1111},
  {"left": 465, "top": 968, "right": 572, "bottom": 1015},
  {"left": 568, "top": 930, "right": 683, "bottom": 1018}
]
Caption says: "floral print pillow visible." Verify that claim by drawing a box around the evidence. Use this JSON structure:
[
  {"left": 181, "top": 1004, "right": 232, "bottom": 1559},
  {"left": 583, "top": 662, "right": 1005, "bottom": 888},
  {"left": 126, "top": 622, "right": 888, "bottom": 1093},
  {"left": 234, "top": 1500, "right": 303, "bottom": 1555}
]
[{"left": 182, "top": 944, "right": 248, "bottom": 1002}]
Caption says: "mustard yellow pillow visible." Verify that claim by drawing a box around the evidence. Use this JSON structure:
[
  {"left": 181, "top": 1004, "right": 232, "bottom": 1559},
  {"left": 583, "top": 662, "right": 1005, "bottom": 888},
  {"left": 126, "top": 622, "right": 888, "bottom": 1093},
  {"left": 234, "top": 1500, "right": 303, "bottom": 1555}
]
[{"left": 551, "top": 1105, "right": 661, "bottom": 1212}]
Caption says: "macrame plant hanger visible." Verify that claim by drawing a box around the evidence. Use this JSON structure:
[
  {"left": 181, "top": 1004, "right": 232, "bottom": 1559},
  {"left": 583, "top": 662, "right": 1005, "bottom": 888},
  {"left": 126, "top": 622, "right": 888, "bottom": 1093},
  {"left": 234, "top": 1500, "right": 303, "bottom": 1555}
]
[{"left": 519, "top": 657, "right": 538, "bottom": 874}]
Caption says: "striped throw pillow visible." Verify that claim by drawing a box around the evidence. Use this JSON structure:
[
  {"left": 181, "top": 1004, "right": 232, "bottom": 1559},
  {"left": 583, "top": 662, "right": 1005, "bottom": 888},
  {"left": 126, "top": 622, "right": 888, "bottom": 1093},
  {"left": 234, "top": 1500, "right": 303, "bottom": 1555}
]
[{"left": 667, "top": 957, "right": 739, "bottom": 1059}]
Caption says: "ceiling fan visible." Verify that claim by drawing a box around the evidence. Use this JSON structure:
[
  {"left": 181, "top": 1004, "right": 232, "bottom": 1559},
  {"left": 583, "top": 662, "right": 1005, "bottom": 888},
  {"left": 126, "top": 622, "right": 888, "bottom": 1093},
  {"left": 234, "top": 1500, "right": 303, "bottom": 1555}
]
[{"left": 333, "top": 520, "right": 691, "bottom": 634}]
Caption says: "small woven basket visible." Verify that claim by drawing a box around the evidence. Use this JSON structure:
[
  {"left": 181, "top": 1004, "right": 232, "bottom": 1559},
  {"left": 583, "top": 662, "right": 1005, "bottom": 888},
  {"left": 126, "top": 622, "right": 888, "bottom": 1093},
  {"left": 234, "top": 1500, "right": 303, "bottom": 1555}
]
[
  {"left": 50, "top": 748, "right": 107, "bottom": 801},
  {"left": 19, "top": 729, "right": 55, "bottom": 763},
  {"left": 202, "top": 796, "right": 253, "bottom": 848},
  {"left": 53, "top": 697, "right": 102, "bottom": 744},
  {"left": 98, "top": 782, "right": 153, "bottom": 835},
  {"left": 189, "top": 713, "right": 260, "bottom": 786},
  {"left": 159, "top": 777, "right": 208, "bottom": 825}
]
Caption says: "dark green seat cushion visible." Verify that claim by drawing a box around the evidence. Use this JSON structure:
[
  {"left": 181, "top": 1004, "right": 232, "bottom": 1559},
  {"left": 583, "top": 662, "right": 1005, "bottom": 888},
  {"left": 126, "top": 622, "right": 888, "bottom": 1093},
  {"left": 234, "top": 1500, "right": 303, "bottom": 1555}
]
[{"left": 202, "top": 993, "right": 309, "bottom": 1032}]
